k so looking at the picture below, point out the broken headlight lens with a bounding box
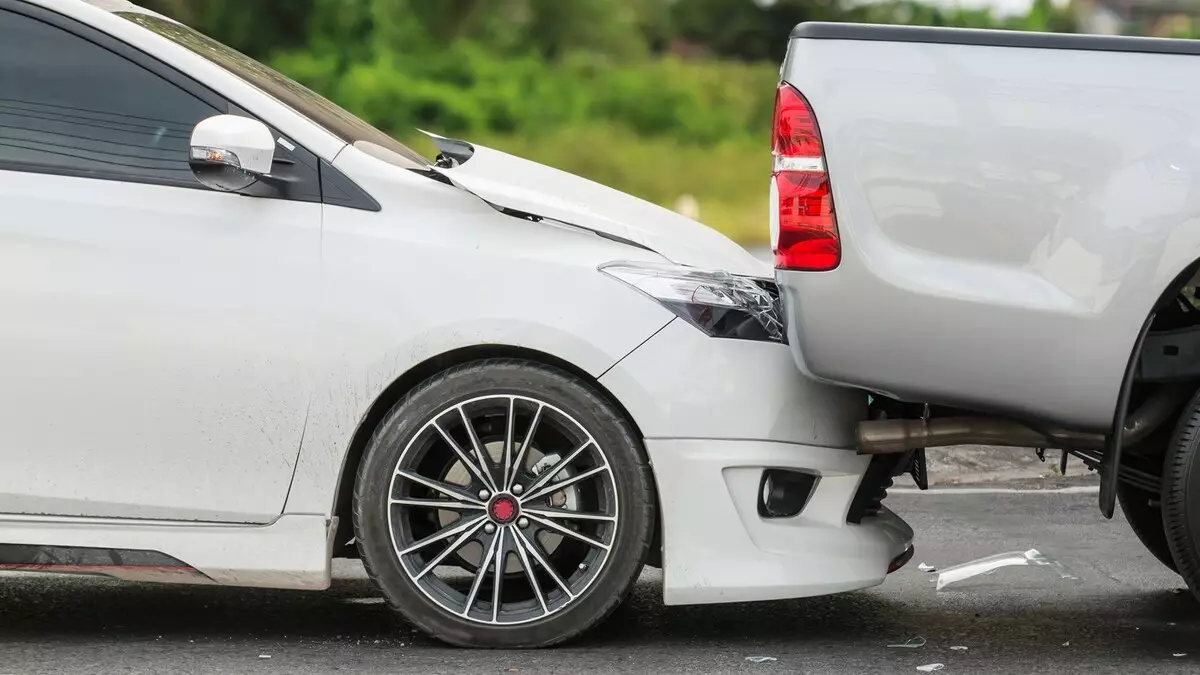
[599,261,785,343]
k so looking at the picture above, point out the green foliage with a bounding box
[271,43,780,145]
[138,0,314,58]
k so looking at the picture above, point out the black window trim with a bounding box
[0,0,380,212]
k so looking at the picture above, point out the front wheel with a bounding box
[352,359,656,648]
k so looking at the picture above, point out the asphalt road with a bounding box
[1,477,1196,675]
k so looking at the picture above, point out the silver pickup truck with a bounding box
[773,23,1200,597]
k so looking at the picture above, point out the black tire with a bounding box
[352,359,655,648]
[1164,387,1200,599]
[1117,482,1177,573]
[1112,397,1183,575]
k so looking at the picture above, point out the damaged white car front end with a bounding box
[415,133,917,605]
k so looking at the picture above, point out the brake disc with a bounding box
[438,441,575,573]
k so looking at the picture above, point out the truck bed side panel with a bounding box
[780,37,1200,431]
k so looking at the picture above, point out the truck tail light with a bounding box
[771,83,839,271]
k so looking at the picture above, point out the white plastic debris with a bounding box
[1062,642,1070,647]
[916,664,945,672]
[1175,653,1187,658]
[259,655,271,659]
[745,656,777,663]
[935,549,1080,591]
[345,597,385,605]
[949,646,968,651]
[918,563,937,572]
[888,637,927,649]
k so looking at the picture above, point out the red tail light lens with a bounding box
[775,172,838,271]
[772,83,839,272]
[773,84,822,158]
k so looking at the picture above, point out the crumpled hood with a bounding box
[422,132,768,278]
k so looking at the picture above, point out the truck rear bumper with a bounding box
[777,267,1125,431]
[646,438,914,605]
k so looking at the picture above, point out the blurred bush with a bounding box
[272,45,779,145]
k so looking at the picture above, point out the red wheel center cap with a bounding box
[489,495,519,524]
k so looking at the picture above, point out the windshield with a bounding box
[115,12,430,168]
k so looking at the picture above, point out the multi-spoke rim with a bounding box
[386,394,619,626]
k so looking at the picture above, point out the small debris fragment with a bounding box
[745,656,777,664]
[936,548,1080,591]
[916,664,945,672]
[259,655,271,659]
[918,563,937,572]
[888,637,927,649]
[1062,642,1070,647]
[949,646,968,651]
[345,597,385,605]
[1174,653,1187,658]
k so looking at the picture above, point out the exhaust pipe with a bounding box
[857,384,1190,455]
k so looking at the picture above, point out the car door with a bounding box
[0,6,323,523]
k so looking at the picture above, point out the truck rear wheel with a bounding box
[1163,387,1200,599]
[1112,402,1182,575]
[1118,483,1177,573]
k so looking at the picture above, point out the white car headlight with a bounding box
[599,261,785,343]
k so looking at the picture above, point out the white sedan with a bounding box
[0,0,914,648]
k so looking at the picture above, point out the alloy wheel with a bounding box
[386,394,619,625]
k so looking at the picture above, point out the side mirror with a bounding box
[189,114,275,192]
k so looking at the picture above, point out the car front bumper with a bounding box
[600,318,914,605]
[644,438,914,605]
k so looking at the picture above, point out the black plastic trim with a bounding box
[1137,325,1200,382]
[758,469,819,518]
[320,158,381,212]
[790,21,1200,56]
[0,543,191,568]
[847,453,908,524]
[1101,310,1159,519]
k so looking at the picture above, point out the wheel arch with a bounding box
[1096,256,1200,515]
[327,344,663,567]
[1123,255,1200,381]
[1110,254,1200,412]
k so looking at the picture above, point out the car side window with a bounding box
[0,8,219,187]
